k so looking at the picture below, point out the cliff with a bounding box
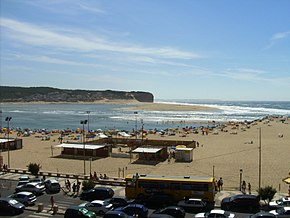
[0,86,154,103]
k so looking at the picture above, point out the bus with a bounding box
[125,174,216,203]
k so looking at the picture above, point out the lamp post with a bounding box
[5,117,12,168]
[259,127,262,190]
[239,169,243,191]
[80,120,88,175]
[86,111,90,133]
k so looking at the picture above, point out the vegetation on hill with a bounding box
[0,86,154,103]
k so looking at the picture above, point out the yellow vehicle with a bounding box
[125,174,215,203]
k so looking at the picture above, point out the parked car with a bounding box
[15,182,46,195]
[8,191,37,206]
[19,175,30,182]
[79,200,113,215]
[177,198,209,213]
[64,205,97,218]
[221,194,260,213]
[30,177,45,186]
[269,197,290,209]
[45,179,61,193]
[16,175,30,189]
[195,209,235,218]
[105,196,135,209]
[103,210,133,218]
[270,206,290,217]
[0,197,25,215]
[149,214,174,218]
[16,180,30,189]
[245,211,277,218]
[80,187,114,201]
[144,193,176,208]
[152,206,185,218]
[114,204,149,218]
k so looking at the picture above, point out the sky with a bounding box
[1,0,290,101]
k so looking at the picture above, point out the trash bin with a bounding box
[53,204,58,214]
[37,203,44,212]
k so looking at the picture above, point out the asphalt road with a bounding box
[1,178,252,218]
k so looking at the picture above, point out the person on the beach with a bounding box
[218,177,223,191]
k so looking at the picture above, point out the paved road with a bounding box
[0,172,281,218]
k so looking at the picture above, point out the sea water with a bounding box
[0,100,289,131]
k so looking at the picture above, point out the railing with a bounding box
[2,168,126,186]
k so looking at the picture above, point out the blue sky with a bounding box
[1,0,290,101]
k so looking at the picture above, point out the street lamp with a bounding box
[239,169,243,191]
[5,117,12,168]
[86,111,90,133]
[80,120,88,175]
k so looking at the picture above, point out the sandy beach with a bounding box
[1,115,289,194]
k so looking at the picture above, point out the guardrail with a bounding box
[2,168,126,186]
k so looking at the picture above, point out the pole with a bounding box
[5,117,12,168]
[258,127,262,190]
[86,111,90,133]
[213,165,215,178]
[240,169,243,191]
[81,120,88,175]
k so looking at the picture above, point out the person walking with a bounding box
[248,182,251,194]
[242,180,246,194]
[50,196,55,210]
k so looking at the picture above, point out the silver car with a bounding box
[79,200,113,215]
[15,182,45,195]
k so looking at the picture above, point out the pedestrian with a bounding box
[50,196,55,210]
[242,180,246,194]
[76,182,80,194]
[93,171,97,180]
[219,177,223,191]
[248,182,251,194]
[214,180,218,192]
[67,180,71,191]
[72,183,76,194]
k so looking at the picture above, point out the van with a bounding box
[221,194,260,213]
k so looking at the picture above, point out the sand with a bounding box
[1,116,289,194]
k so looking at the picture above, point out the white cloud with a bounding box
[0,18,201,60]
[271,31,290,40]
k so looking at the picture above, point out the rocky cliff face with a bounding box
[0,86,154,103]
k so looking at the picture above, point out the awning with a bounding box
[54,143,105,150]
[132,147,162,154]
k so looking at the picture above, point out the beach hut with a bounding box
[54,143,109,159]
[175,146,193,162]
[0,138,23,151]
[132,147,167,161]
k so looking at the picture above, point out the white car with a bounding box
[79,200,113,215]
[8,191,37,206]
[270,206,290,216]
[195,209,235,218]
[269,197,290,208]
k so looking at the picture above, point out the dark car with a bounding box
[80,187,114,201]
[44,179,61,193]
[221,194,260,213]
[177,198,209,213]
[105,196,135,209]
[0,197,25,215]
[103,210,133,218]
[64,205,96,218]
[144,193,176,208]
[114,204,149,218]
[246,211,277,218]
[152,206,186,218]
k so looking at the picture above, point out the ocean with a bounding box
[0,100,290,131]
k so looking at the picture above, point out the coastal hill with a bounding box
[0,86,154,103]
